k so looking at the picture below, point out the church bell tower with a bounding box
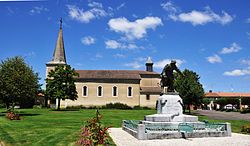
[46,18,67,78]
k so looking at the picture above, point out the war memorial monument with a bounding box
[122,61,232,140]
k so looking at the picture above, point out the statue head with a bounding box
[170,60,176,67]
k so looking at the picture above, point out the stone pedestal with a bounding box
[123,93,231,140]
[145,94,198,122]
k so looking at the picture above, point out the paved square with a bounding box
[109,128,250,146]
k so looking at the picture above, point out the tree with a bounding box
[174,69,204,114]
[0,56,40,110]
[45,65,78,110]
[202,98,212,110]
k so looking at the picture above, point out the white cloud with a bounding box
[246,32,250,39]
[246,18,250,23]
[224,68,250,76]
[161,1,179,14]
[154,59,184,69]
[29,6,49,15]
[105,40,122,49]
[113,54,126,58]
[95,53,103,58]
[124,61,142,69]
[81,36,95,45]
[6,7,14,15]
[117,3,125,10]
[220,43,241,54]
[105,40,139,50]
[241,59,250,66]
[206,54,222,63]
[170,7,233,26]
[108,16,163,40]
[67,2,108,23]
[88,2,103,8]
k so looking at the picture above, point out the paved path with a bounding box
[109,128,250,146]
[193,110,250,121]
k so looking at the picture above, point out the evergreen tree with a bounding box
[174,69,204,114]
[0,56,40,110]
[45,65,78,110]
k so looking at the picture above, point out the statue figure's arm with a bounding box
[174,65,183,77]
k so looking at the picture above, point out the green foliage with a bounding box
[174,69,204,113]
[214,98,227,109]
[242,98,250,105]
[77,110,112,146]
[241,125,250,134]
[65,103,152,110]
[202,98,212,105]
[0,56,40,110]
[45,65,79,110]
[133,105,151,110]
[102,103,132,110]
[214,98,239,110]
[240,109,250,114]
[202,98,212,110]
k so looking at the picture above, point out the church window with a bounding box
[112,86,118,97]
[128,86,133,97]
[97,86,103,97]
[82,86,88,97]
[146,94,150,100]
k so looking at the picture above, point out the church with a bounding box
[46,21,161,108]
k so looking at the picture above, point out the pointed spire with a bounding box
[50,18,66,64]
[60,17,62,29]
[146,57,153,64]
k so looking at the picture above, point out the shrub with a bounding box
[33,105,42,109]
[240,109,250,114]
[241,125,250,133]
[133,105,151,110]
[103,103,132,110]
[6,111,20,120]
[77,110,111,146]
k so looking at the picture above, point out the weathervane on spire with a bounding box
[60,17,62,29]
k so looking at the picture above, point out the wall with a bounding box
[60,82,140,107]
[139,94,159,108]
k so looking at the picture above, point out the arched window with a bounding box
[128,86,133,97]
[97,86,103,97]
[112,86,118,97]
[82,86,88,97]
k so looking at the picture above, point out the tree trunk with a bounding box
[6,102,10,111]
[57,98,61,110]
[188,104,191,115]
[44,96,48,108]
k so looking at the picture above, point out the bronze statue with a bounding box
[160,60,183,93]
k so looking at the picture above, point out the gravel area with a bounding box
[109,128,250,146]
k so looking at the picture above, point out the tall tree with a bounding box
[0,56,40,110]
[174,69,204,114]
[45,65,78,110]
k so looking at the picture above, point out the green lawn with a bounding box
[0,109,249,146]
[198,115,250,133]
[0,108,155,146]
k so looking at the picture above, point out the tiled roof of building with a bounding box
[140,87,161,94]
[205,92,250,98]
[75,70,159,80]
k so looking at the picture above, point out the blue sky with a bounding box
[0,0,250,92]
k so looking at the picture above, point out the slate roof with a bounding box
[75,70,159,80]
[47,21,66,65]
[205,92,250,98]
